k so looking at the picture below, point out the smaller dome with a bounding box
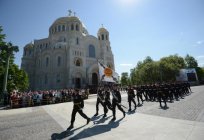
[98,27,108,33]
[25,43,34,49]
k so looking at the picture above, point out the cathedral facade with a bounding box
[21,13,115,90]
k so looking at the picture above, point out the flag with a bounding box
[98,61,119,83]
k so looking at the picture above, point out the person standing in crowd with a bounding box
[94,87,108,117]
[127,86,136,112]
[111,86,126,121]
[67,89,91,130]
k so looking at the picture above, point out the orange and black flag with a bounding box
[98,61,119,83]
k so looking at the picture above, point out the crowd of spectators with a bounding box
[9,88,90,108]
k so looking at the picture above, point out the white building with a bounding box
[21,13,115,90]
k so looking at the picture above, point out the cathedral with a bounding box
[21,12,115,90]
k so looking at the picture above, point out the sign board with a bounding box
[176,68,198,82]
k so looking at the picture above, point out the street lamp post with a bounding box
[1,43,19,105]
[2,51,10,105]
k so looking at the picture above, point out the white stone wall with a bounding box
[21,16,115,90]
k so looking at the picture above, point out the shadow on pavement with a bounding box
[127,110,136,115]
[90,114,103,121]
[93,115,112,125]
[51,124,86,140]
[159,106,169,110]
[69,117,124,140]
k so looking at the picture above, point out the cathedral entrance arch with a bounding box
[72,72,82,89]
[75,78,81,88]
[92,73,98,85]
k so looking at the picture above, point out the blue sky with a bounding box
[0,0,204,76]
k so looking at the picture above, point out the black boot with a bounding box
[123,111,126,118]
[94,113,98,116]
[67,124,73,130]
[111,117,116,121]
[87,118,90,124]
[128,108,131,112]
[103,114,107,118]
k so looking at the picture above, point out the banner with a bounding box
[98,61,119,83]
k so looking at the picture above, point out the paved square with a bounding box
[0,86,204,140]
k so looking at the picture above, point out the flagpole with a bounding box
[96,59,104,100]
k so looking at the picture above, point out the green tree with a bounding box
[129,54,187,84]
[185,54,198,68]
[159,54,185,82]
[130,57,161,85]
[195,67,204,82]
[121,72,130,86]
[143,56,153,64]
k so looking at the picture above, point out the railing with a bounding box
[9,94,88,109]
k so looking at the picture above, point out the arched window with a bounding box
[46,57,49,67]
[76,37,79,45]
[106,35,108,40]
[102,34,104,40]
[98,36,100,40]
[92,73,98,85]
[58,25,61,32]
[57,56,61,66]
[76,59,81,66]
[55,26,57,32]
[62,25,65,31]
[29,50,31,56]
[71,24,74,30]
[89,45,95,58]
[76,24,79,31]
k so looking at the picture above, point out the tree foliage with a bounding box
[0,26,29,93]
[120,72,130,86]
[159,55,186,82]
[129,54,204,85]
[185,54,198,68]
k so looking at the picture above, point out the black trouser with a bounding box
[143,92,148,101]
[158,95,167,107]
[104,100,112,113]
[174,90,179,100]
[112,101,125,118]
[128,96,136,109]
[96,98,108,114]
[137,93,143,104]
[70,107,89,125]
[168,91,173,102]
[148,92,153,101]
